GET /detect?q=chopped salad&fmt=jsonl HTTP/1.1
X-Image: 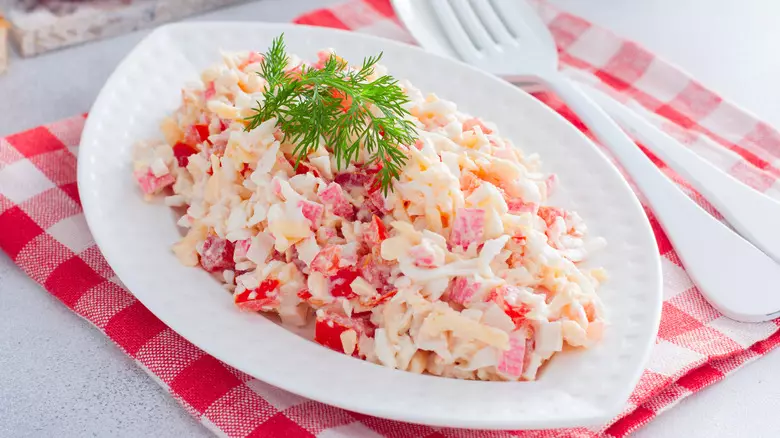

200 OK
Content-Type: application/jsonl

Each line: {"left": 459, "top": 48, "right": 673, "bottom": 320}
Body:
{"left": 132, "top": 48, "right": 607, "bottom": 381}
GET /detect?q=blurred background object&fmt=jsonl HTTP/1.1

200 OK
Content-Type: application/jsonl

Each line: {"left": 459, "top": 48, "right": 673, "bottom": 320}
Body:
{"left": 0, "top": 11, "right": 7, "bottom": 73}
{"left": 4, "top": 0, "right": 251, "bottom": 57}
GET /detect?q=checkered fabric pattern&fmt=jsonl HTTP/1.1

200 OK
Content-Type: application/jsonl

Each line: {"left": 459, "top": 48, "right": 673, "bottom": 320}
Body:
{"left": 2, "top": 0, "right": 780, "bottom": 436}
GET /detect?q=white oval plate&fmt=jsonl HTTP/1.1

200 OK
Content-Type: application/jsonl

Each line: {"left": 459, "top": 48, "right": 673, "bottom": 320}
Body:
{"left": 77, "top": 23, "right": 662, "bottom": 430}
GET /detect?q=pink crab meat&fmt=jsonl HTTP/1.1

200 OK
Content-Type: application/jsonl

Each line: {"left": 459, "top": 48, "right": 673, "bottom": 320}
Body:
{"left": 449, "top": 208, "right": 485, "bottom": 249}
{"left": 248, "top": 52, "right": 264, "bottom": 64}
{"left": 313, "top": 50, "right": 334, "bottom": 70}
{"left": 366, "top": 188, "right": 387, "bottom": 213}
{"left": 409, "top": 245, "right": 438, "bottom": 268}
{"left": 463, "top": 117, "right": 493, "bottom": 134}
{"left": 497, "top": 336, "right": 527, "bottom": 379}
{"left": 448, "top": 277, "right": 481, "bottom": 305}
{"left": 299, "top": 200, "right": 324, "bottom": 229}
{"left": 310, "top": 245, "right": 342, "bottom": 276}
{"left": 209, "top": 131, "right": 229, "bottom": 151}
{"left": 507, "top": 200, "right": 537, "bottom": 215}
{"left": 334, "top": 172, "right": 370, "bottom": 187}
{"left": 545, "top": 174, "right": 557, "bottom": 196}
{"left": 537, "top": 206, "right": 565, "bottom": 228}
{"left": 134, "top": 168, "right": 175, "bottom": 195}
{"left": 358, "top": 254, "right": 391, "bottom": 288}
{"left": 200, "top": 235, "right": 235, "bottom": 272}
{"left": 318, "top": 183, "right": 355, "bottom": 219}
{"left": 316, "top": 226, "right": 338, "bottom": 243}
{"left": 272, "top": 178, "right": 283, "bottom": 198}
{"left": 239, "top": 51, "right": 264, "bottom": 70}
{"left": 204, "top": 81, "right": 216, "bottom": 101}
{"left": 233, "top": 239, "right": 252, "bottom": 261}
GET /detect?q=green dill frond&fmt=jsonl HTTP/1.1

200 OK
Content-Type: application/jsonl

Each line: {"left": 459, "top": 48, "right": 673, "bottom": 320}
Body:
{"left": 245, "top": 35, "right": 417, "bottom": 193}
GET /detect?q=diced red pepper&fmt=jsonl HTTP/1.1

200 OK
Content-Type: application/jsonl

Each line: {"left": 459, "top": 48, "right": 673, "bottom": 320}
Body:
{"left": 184, "top": 124, "right": 210, "bottom": 145}
{"left": 200, "top": 235, "right": 235, "bottom": 272}
{"left": 361, "top": 163, "right": 382, "bottom": 175}
{"left": 504, "top": 304, "right": 530, "bottom": 326}
{"left": 329, "top": 268, "right": 360, "bottom": 299}
{"left": 361, "top": 289, "right": 397, "bottom": 308}
{"left": 286, "top": 158, "right": 321, "bottom": 177}
{"left": 297, "top": 289, "right": 313, "bottom": 301}
{"left": 310, "top": 245, "right": 342, "bottom": 276}
{"left": 486, "top": 285, "right": 531, "bottom": 327}
{"left": 234, "top": 279, "right": 280, "bottom": 311}
{"left": 239, "top": 163, "right": 253, "bottom": 178}
{"left": 314, "top": 310, "right": 373, "bottom": 355}
{"left": 363, "top": 215, "right": 388, "bottom": 246}
{"left": 314, "top": 316, "right": 352, "bottom": 352}
{"left": 173, "top": 142, "right": 198, "bottom": 167}
{"left": 297, "top": 162, "right": 321, "bottom": 177}
{"left": 194, "top": 124, "right": 210, "bottom": 143}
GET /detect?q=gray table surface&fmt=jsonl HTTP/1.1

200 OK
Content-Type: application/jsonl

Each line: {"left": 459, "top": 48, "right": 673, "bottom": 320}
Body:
{"left": 2, "top": 0, "right": 780, "bottom": 437}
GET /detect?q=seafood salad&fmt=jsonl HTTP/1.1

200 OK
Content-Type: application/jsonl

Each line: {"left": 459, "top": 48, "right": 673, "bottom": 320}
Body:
{"left": 132, "top": 45, "right": 607, "bottom": 381}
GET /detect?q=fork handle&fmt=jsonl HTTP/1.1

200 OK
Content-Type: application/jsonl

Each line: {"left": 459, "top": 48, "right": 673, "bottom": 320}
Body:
{"left": 579, "top": 84, "right": 780, "bottom": 264}
{"left": 532, "top": 73, "right": 780, "bottom": 322}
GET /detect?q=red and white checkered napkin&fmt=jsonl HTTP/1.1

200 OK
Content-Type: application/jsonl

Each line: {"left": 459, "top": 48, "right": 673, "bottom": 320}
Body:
{"left": 2, "top": 1, "right": 780, "bottom": 437}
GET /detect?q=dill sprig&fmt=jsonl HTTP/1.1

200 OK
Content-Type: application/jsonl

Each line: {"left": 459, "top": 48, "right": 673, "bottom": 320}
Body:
{"left": 245, "top": 34, "right": 417, "bottom": 194}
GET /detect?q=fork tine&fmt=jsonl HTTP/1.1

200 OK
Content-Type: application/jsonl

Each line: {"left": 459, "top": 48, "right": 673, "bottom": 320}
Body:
{"left": 486, "top": 0, "right": 533, "bottom": 41}
{"left": 431, "top": 0, "right": 481, "bottom": 62}
{"left": 449, "top": 0, "right": 498, "bottom": 51}
{"left": 468, "top": 0, "right": 516, "bottom": 46}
